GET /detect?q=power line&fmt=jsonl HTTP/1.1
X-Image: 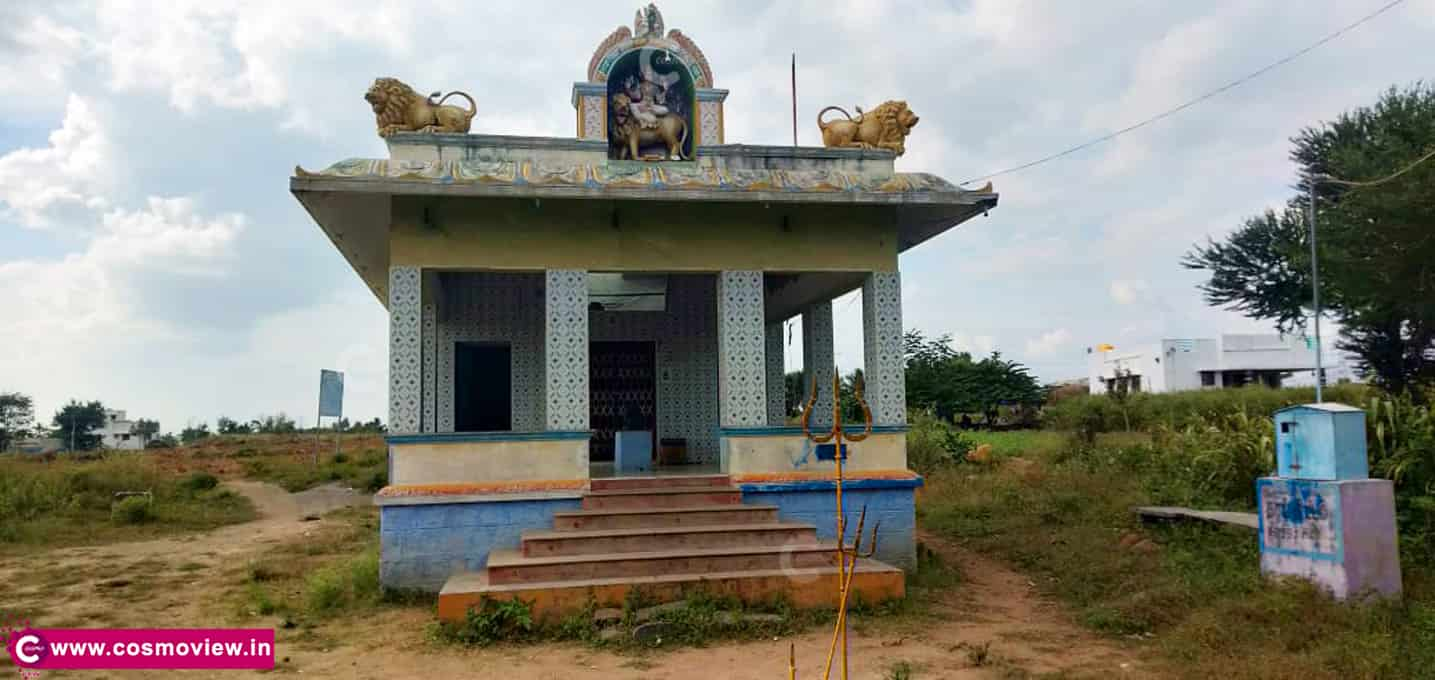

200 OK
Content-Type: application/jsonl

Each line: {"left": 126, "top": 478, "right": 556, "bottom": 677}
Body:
{"left": 1319, "top": 146, "right": 1435, "bottom": 187}
{"left": 958, "top": 0, "right": 1407, "bottom": 186}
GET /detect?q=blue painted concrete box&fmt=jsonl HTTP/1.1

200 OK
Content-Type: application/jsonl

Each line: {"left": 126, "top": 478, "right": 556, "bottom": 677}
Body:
{"left": 1257, "top": 477, "right": 1401, "bottom": 600}
{"left": 1274, "top": 403, "right": 1368, "bottom": 480}
{"left": 738, "top": 477, "right": 920, "bottom": 571}
{"left": 379, "top": 495, "right": 581, "bottom": 591}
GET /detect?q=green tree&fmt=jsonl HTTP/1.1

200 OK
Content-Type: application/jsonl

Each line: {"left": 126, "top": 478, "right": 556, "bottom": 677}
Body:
{"left": 1184, "top": 84, "right": 1435, "bottom": 394}
{"left": 903, "top": 330, "right": 1043, "bottom": 425}
{"left": 180, "top": 423, "right": 211, "bottom": 444}
{"left": 216, "top": 416, "right": 250, "bottom": 434}
{"left": 51, "top": 400, "right": 107, "bottom": 451}
{"left": 130, "top": 418, "right": 160, "bottom": 448}
{"left": 0, "top": 392, "right": 36, "bottom": 451}
{"left": 784, "top": 371, "right": 805, "bottom": 419}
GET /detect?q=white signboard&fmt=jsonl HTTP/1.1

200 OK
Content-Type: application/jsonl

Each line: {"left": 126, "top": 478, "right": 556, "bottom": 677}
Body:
{"left": 1258, "top": 478, "right": 1341, "bottom": 561}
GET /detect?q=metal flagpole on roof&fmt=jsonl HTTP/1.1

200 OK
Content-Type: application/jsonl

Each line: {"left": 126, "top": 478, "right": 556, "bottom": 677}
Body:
{"left": 791, "top": 53, "right": 798, "bottom": 147}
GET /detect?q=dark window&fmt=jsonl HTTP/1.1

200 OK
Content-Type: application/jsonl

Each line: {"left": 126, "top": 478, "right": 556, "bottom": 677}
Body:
{"left": 454, "top": 342, "right": 512, "bottom": 432}
{"left": 589, "top": 341, "right": 656, "bottom": 461}
{"left": 1201, "top": 372, "right": 1216, "bottom": 387}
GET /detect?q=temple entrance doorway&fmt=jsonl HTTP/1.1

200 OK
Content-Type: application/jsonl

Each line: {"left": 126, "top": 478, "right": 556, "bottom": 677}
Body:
{"left": 454, "top": 342, "right": 512, "bottom": 432}
{"left": 589, "top": 341, "right": 656, "bottom": 462}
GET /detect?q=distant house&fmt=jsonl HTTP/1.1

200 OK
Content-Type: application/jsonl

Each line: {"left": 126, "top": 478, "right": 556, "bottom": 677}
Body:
{"left": 97, "top": 409, "right": 147, "bottom": 450}
{"left": 1087, "top": 334, "right": 1321, "bottom": 395}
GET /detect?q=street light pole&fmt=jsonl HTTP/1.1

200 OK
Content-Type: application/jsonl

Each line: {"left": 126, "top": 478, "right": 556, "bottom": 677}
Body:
{"left": 1306, "top": 177, "right": 1325, "bottom": 402}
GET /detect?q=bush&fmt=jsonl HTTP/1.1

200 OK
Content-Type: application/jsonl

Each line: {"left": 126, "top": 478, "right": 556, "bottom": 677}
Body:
{"left": 439, "top": 597, "right": 535, "bottom": 646}
{"left": 181, "top": 472, "right": 219, "bottom": 493}
{"left": 303, "top": 549, "right": 381, "bottom": 615}
{"left": 1041, "top": 384, "right": 1372, "bottom": 435}
{"left": 111, "top": 495, "right": 154, "bottom": 524}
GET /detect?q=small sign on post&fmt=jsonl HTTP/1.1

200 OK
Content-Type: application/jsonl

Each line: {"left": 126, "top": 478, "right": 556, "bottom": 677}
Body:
{"left": 316, "top": 370, "right": 344, "bottom": 465}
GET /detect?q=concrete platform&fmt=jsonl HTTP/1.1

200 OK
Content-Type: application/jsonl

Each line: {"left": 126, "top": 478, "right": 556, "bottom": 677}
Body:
{"left": 552, "top": 504, "right": 779, "bottom": 531}
{"left": 589, "top": 473, "right": 732, "bottom": 492}
{"left": 521, "top": 522, "right": 816, "bottom": 557}
{"left": 438, "top": 560, "right": 905, "bottom": 623}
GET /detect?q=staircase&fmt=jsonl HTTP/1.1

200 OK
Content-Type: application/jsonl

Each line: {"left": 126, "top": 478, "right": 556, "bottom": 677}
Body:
{"left": 436, "top": 474, "right": 905, "bottom": 621}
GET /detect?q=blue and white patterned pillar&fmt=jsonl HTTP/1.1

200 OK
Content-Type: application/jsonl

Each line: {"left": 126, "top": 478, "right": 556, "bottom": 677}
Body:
{"left": 545, "top": 269, "right": 589, "bottom": 431}
{"left": 802, "top": 301, "right": 835, "bottom": 428}
{"left": 421, "top": 270, "right": 441, "bottom": 433}
{"left": 765, "top": 321, "right": 786, "bottom": 426}
{"left": 862, "top": 272, "right": 906, "bottom": 426}
{"left": 717, "top": 271, "right": 768, "bottom": 427}
{"left": 388, "top": 265, "right": 423, "bottom": 434}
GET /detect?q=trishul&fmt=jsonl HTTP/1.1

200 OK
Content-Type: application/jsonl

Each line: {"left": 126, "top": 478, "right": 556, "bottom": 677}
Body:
{"left": 796, "top": 370, "right": 879, "bottom": 680}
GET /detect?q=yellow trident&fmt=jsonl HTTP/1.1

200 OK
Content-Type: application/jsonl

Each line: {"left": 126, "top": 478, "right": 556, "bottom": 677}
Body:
{"left": 791, "top": 369, "right": 880, "bottom": 680}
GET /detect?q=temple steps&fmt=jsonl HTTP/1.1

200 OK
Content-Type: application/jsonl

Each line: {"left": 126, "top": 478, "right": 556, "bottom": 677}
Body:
{"left": 589, "top": 474, "right": 733, "bottom": 492}
{"left": 581, "top": 486, "right": 743, "bottom": 510}
{"left": 521, "top": 522, "right": 817, "bottom": 557}
{"left": 437, "top": 474, "right": 905, "bottom": 621}
{"left": 551, "top": 504, "right": 779, "bottom": 531}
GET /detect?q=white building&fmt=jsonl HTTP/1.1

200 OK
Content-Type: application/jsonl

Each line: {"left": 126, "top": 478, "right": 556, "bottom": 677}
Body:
{"left": 1087, "top": 334, "right": 1320, "bottom": 395}
{"left": 97, "top": 409, "right": 147, "bottom": 450}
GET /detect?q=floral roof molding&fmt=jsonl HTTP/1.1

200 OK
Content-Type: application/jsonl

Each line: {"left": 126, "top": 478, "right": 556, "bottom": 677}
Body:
{"left": 293, "top": 158, "right": 992, "bottom": 202}
{"left": 586, "top": 4, "right": 714, "bottom": 88}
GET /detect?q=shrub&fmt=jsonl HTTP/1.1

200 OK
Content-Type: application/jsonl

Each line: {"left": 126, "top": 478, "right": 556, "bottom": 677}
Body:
{"left": 181, "top": 472, "right": 219, "bottom": 493}
{"left": 111, "top": 495, "right": 154, "bottom": 524}
{"left": 440, "top": 597, "right": 535, "bottom": 646}
{"left": 305, "top": 568, "right": 346, "bottom": 613}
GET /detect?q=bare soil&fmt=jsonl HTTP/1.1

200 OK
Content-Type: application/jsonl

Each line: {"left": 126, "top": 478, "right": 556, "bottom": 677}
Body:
{"left": 1, "top": 482, "right": 1161, "bottom": 679}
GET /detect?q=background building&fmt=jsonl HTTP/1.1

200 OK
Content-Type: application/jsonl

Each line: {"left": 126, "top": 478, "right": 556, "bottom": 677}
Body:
{"left": 97, "top": 409, "right": 144, "bottom": 450}
{"left": 1087, "top": 334, "right": 1321, "bottom": 395}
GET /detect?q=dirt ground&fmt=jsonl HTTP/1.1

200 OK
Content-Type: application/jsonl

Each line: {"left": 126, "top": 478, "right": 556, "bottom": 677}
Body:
{"left": 1, "top": 482, "right": 1160, "bottom": 679}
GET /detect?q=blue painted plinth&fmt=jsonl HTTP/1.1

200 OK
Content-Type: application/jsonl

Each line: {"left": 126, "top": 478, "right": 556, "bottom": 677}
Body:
{"left": 738, "top": 478, "right": 920, "bottom": 571}
{"left": 615, "top": 430, "right": 653, "bottom": 474}
{"left": 379, "top": 496, "right": 581, "bottom": 591}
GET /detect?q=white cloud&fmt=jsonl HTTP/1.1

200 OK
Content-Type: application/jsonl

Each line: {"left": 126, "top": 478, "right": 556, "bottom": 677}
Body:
{"left": 1110, "top": 279, "right": 1149, "bottom": 305}
{"left": 0, "top": 94, "right": 113, "bottom": 229}
{"left": 1025, "top": 328, "right": 1072, "bottom": 357}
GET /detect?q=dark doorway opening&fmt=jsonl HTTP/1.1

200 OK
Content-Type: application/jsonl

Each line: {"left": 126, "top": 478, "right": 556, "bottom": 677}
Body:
{"left": 455, "top": 342, "right": 512, "bottom": 432}
{"left": 589, "top": 341, "right": 656, "bottom": 461}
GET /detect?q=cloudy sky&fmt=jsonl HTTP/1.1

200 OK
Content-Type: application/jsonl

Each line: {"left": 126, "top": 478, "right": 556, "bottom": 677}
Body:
{"left": 2, "top": 0, "right": 1432, "bottom": 432}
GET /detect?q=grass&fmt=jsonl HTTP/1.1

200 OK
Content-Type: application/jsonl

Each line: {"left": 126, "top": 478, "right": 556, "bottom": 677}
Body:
{"left": 917, "top": 428, "right": 1435, "bottom": 680}
{"left": 238, "top": 445, "right": 387, "bottom": 493}
{"left": 0, "top": 452, "right": 256, "bottom": 550}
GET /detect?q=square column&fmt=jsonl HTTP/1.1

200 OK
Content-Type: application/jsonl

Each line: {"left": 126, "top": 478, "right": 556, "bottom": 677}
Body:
{"left": 802, "top": 301, "right": 835, "bottom": 427}
{"left": 717, "top": 271, "right": 768, "bottom": 427}
{"left": 421, "top": 271, "right": 441, "bottom": 433}
{"left": 545, "top": 269, "right": 590, "bottom": 430}
{"left": 765, "top": 321, "right": 786, "bottom": 426}
{"left": 388, "top": 265, "right": 423, "bottom": 434}
{"left": 862, "top": 272, "right": 906, "bottom": 426}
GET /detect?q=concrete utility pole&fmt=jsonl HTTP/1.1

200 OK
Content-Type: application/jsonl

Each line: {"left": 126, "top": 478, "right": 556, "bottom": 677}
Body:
{"left": 1307, "top": 176, "right": 1325, "bottom": 403}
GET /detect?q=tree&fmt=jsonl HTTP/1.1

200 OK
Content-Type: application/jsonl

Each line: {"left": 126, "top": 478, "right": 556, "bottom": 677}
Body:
{"left": 180, "top": 423, "right": 211, "bottom": 444}
{"left": 130, "top": 418, "right": 160, "bottom": 448}
{"left": 903, "top": 330, "right": 1043, "bottom": 425}
{"left": 51, "top": 400, "right": 107, "bottom": 451}
{"left": 1184, "top": 84, "right": 1435, "bottom": 394}
{"left": 216, "top": 416, "right": 251, "bottom": 435}
{"left": 0, "top": 392, "right": 36, "bottom": 452}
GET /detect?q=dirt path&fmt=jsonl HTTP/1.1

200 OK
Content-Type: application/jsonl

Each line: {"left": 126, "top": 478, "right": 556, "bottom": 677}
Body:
{"left": 2, "top": 485, "right": 1160, "bottom": 679}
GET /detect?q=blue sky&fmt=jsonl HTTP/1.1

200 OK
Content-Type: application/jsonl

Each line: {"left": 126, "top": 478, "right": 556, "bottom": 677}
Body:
{"left": 2, "top": 0, "right": 1432, "bottom": 432}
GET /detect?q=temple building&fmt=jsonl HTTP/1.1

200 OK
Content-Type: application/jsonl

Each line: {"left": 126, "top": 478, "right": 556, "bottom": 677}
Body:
{"left": 291, "top": 4, "right": 997, "bottom": 620}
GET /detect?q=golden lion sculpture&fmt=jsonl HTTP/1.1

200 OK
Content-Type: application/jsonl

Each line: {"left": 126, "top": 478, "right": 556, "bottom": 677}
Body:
{"left": 364, "top": 77, "right": 477, "bottom": 138}
{"left": 817, "top": 101, "right": 920, "bottom": 156}
{"left": 609, "top": 92, "right": 689, "bottom": 161}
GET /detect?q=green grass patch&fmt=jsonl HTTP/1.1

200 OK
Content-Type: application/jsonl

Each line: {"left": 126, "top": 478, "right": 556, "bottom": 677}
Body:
{"left": 0, "top": 453, "right": 255, "bottom": 549}
{"left": 239, "top": 447, "right": 387, "bottom": 493}
{"left": 917, "top": 424, "right": 1434, "bottom": 680}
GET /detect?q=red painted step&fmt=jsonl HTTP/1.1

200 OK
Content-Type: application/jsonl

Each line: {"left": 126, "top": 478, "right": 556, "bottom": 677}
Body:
{"left": 484, "top": 543, "right": 839, "bottom": 585}
{"left": 521, "top": 522, "right": 817, "bottom": 557}
{"left": 589, "top": 474, "right": 731, "bottom": 492}
{"left": 551, "top": 504, "right": 778, "bottom": 531}
{"left": 581, "top": 487, "right": 742, "bottom": 510}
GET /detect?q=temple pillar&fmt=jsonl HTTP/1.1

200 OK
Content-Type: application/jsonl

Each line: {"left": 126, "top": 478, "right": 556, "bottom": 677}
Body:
{"left": 802, "top": 301, "right": 835, "bottom": 427}
{"left": 421, "top": 270, "right": 441, "bottom": 433}
{"left": 717, "top": 271, "right": 767, "bottom": 427}
{"left": 862, "top": 272, "right": 906, "bottom": 426}
{"left": 388, "top": 265, "right": 423, "bottom": 434}
{"left": 765, "top": 321, "right": 786, "bottom": 426}
{"left": 544, "top": 269, "right": 590, "bottom": 431}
